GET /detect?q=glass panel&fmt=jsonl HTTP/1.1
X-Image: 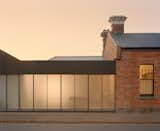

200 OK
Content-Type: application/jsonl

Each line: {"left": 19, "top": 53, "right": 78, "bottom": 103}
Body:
{"left": 48, "top": 75, "right": 61, "bottom": 110}
{"left": 0, "top": 75, "right": 6, "bottom": 111}
{"left": 102, "top": 75, "right": 115, "bottom": 111}
{"left": 140, "top": 80, "right": 153, "bottom": 95}
{"left": 34, "top": 75, "right": 47, "bottom": 110}
{"left": 7, "top": 75, "right": 19, "bottom": 111}
{"left": 20, "top": 75, "right": 33, "bottom": 110}
{"left": 140, "top": 65, "right": 153, "bottom": 79}
{"left": 89, "top": 75, "right": 102, "bottom": 111}
{"left": 75, "top": 75, "right": 88, "bottom": 111}
{"left": 62, "top": 75, "right": 74, "bottom": 110}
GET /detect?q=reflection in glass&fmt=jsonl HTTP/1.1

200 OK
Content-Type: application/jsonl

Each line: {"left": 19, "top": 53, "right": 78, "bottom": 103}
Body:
{"left": 75, "top": 75, "right": 88, "bottom": 111}
{"left": 140, "top": 80, "right": 153, "bottom": 95}
{"left": 102, "top": 75, "right": 115, "bottom": 111}
{"left": 62, "top": 75, "right": 74, "bottom": 110}
{"left": 89, "top": 75, "right": 102, "bottom": 111}
{"left": 34, "top": 75, "right": 47, "bottom": 110}
{"left": 48, "top": 75, "right": 61, "bottom": 110}
{"left": 7, "top": 75, "right": 19, "bottom": 111}
{"left": 140, "top": 65, "right": 153, "bottom": 79}
{"left": 20, "top": 75, "right": 33, "bottom": 110}
{"left": 0, "top": 75, "right": 6, "bottom": 111}
{"left": 140, "top": 65, "right": 153, "bottom": 95}
{"left": 0, "top": 74, "right": 116, "bottom": 112}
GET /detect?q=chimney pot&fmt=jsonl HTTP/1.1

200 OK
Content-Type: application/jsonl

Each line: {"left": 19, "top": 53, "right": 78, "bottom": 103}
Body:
{"left": 109, "top": 16, "right": 127, "bottom": 33}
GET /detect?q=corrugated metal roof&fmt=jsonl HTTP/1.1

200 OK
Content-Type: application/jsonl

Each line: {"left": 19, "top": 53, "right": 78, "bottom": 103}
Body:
{"left": 111, "top": 33, "right": 160, "bottom": 48}
{"left": 50, "top": 56, "right": 105, "bottom": 61}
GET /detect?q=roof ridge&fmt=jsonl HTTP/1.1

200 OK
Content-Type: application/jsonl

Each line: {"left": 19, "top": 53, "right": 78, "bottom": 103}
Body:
{"left": 124, "top": 33, "right": 160, "bottom": 34}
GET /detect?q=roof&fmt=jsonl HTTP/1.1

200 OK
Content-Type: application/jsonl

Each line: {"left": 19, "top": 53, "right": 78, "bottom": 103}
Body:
{"left": 50, "top": 56, "right": 104, "bottom": 61}
{"left": 111, "top": 33, "right": 160, "bottom": 48}
{"left": 0, "top": 49, "right": 19, "bottom": 62}
{"left": 15, "top": 61, "right": 115, "bottom": 74}
{"left": 0, "top": 50, "right": 115, "bottom": 74}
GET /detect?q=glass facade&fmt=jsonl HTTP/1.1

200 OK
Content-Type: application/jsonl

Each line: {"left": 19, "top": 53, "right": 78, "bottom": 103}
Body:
{"left": 0, "top": 74, "right": 115, "bottom": 111}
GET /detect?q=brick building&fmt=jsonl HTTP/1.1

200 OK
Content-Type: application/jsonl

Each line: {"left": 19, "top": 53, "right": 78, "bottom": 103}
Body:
{"left": 0, "top": 16, "right": 160, "bottom": 114}
{"left": 102, "top": 16, "right": 160, "bottom": 111}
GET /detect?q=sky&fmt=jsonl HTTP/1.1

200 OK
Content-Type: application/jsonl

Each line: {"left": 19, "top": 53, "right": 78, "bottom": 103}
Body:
{"left": 0, "top": 0, "right": 160, "bottom": 60}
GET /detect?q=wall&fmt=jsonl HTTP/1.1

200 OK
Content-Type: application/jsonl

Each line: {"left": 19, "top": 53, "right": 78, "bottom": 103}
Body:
{"left": 103, "top": 33, "right": 119, "bottom": 60}
{"left": 116, "top": 49, "right": 160, "bottom": 111}
{"left": 0, "top": 74, "right": 115, "bottom": 111}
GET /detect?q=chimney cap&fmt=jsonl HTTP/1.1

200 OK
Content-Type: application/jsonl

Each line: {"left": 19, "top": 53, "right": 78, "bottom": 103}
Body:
{"left": 109, "top": 16, "right": 127, "bottom": 24}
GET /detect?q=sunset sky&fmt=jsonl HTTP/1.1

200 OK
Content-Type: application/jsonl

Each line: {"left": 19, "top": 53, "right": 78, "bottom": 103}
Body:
{"left": 0, "top": 0, "right": 160, "bottom": 60}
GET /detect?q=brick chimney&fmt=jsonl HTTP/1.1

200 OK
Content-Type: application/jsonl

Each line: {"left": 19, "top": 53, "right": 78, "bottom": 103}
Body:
{"left": 109, "top": 16, "right": 127, "bottom": 34}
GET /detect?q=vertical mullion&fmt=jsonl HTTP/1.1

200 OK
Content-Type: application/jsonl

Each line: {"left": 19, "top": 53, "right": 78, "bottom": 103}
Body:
{"left": 46, "top": 75, "right": 48, "bottom": 111}
{"left": 33, "top": 74, "right": 35, "bottom": 111}
{"left": 18, "top": 74, "right": 20, "bottom": 111}
{"left": 60, "top": 74, "right": 62, "bottom": 111}
{"left": 5, "top": 75, "right": 7, "bottom": 112}
{"left": 101, "top": 75, "right": 103, "bottom": 111}
{"left": 6, "top": 75, "right": 8, "bottom": 111}
{"left": 74, "top": 74, "right": 75, "bottom": 111}
{"left": 88, "top": 74, "right": 89, "bottom": 111}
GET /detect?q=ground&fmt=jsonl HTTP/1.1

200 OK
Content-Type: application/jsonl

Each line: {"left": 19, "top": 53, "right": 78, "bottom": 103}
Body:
{"left": 1, "top": 112, "right": 160, "bottom": 131}
{"left": 0, "top": 123, "right": 160, "bottom": 131}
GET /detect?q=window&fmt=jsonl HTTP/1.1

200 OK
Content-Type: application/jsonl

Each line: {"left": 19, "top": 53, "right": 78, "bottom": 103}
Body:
{"left": 139, "top": 65, "right": 154, "bottom": 96}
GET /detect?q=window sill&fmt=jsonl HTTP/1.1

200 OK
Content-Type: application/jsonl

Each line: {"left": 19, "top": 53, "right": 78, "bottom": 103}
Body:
{"left": 139, "top": 95, "right": 156, "bottom": 100}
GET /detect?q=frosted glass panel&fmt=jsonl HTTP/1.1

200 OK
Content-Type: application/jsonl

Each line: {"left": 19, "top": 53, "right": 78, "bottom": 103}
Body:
{"left": 7, "top": 75, "right": 19, "bottom": 110}
{"left": 34, "top": 75, "right": 47, "bottom": 110}
{"left": 89, "top": 75, "right": 102, "bottom": 111}
{"left": 62, "top": 75, "right": 74, "bottom": 110}
{"left": 102, "top": 75, "right": 115, "bottom": 111}
{"left": 75, "top": 75, "right": 88, "bottom": 111}
{"left": 0, "top": 75, "right": 6, "bottom": 111}
{"left": 20, "top": 75, "right": 33, "bottom": 110}
{"left": 48, "top": 75, "right": 61, "bottom": 110}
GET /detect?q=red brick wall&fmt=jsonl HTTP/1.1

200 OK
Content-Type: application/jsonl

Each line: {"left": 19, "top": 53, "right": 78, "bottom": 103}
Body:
{"left": 116, "top": 49, "right": 160, "bottom": 111}
{"left": 103, "top": 33, "right": 119, "bottom": 60}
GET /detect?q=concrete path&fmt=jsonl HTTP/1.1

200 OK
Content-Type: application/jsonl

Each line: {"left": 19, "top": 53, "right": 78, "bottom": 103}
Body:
{"left": 0, "top": 123, "right": 160, "bottom": 131}
{"left": 1, "top": 112, "right": 160, "bottom": 124}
